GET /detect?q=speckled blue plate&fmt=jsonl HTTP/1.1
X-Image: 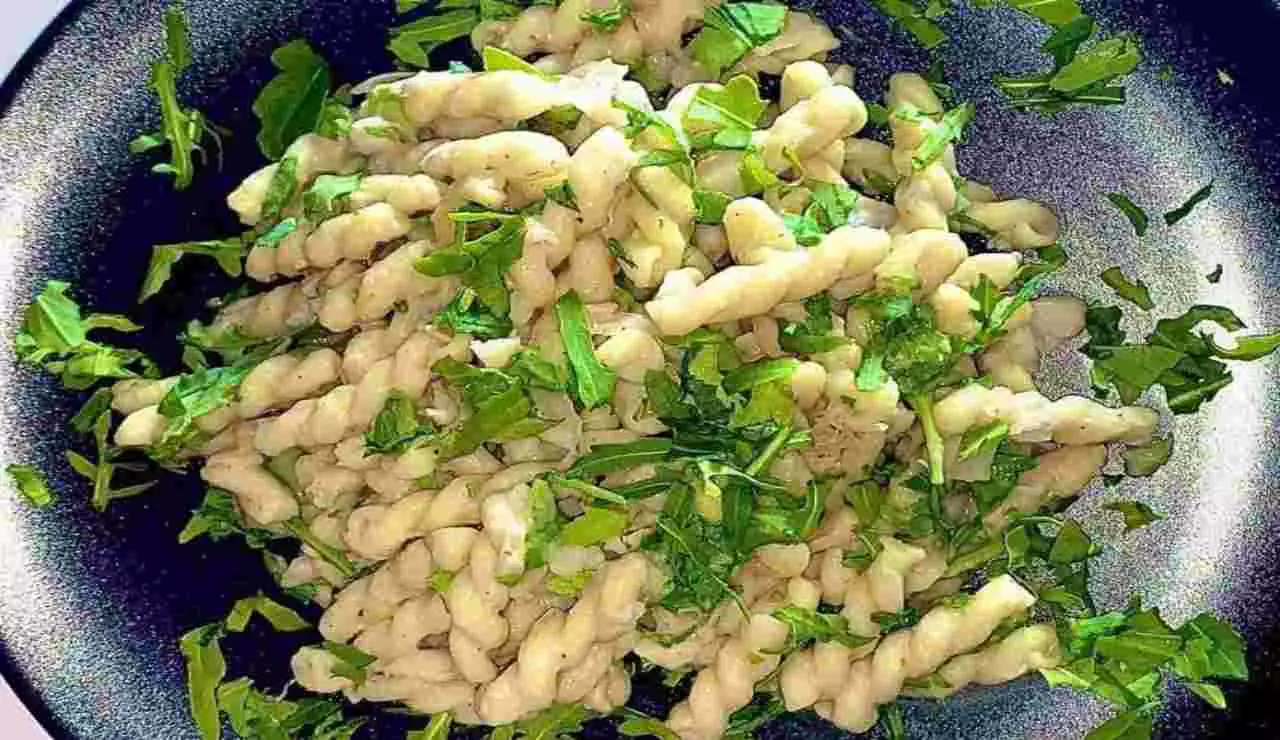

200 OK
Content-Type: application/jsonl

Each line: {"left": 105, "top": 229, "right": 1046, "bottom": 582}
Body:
{"left": 1, "top": 1, "right": 1278, "bottom": 738}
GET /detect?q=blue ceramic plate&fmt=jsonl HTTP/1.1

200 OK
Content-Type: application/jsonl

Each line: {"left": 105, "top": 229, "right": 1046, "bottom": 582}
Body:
{"left": 1, "top": 1, "right": 1278, "bottom": 738}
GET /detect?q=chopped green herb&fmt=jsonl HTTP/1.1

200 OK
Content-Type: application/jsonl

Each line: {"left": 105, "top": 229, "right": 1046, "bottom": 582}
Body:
{"left": 253, "top": 40, "right": 333, "bottom": 160}
{"left": 772, "top": 606, "right": 875, "bottom": 649}
{"left": 178, "top": 624, "right": 226, "bottom": 740}
{"left": 139, "top": 238, "right": 245, "bottom": 303}
{"left": 365, "top": 392, "right": 433, "bottom": 455}
{"left": 132, "top": 7, "right": 222, "bottom": 190}
{"left": 1163, "top": 181, "right": 1213, "bottom": 226}
{"left": 67, "top": 412, "right": 156, "bottom": 511}
{"left": 1104, "top": 500, "right": 1164, "bottom": 532}
{"left": 407, "top": 712, "right": 454, "bottom": 740}
{"left": 482, "top": 46, "right": 555, "bottom": 80}
{"left": 1100, "top": 267, "right": 1154, "bottom": 310}
{"left": 1122, "top": 438, "right": 1173, "bottom": 477}
{"left": 1008, "top": 0, "right": 1083, "bottom": 26}
{"left": 687, "top": 3, "right": 788, "bottom": 78}
{"left": 545, "top": 181, "right": 578, "bottom": 210}
{"left": 894, "top": 101, "right": 975, "bottom": 171}
{"left": 1105, "top": 192, "right": 1149, "bottom": 237}
{"left": 559, "top": 506, "right": 629, "bottom": 547}
{"left": 388, "top": 10, "right": 484, "bottom": 68}
{"left": 581, "top": 1, "right": 630, "bottom": 32}
{"left": 554, "top": 290, "right": 617, "bottom": 409}
{"left": 416, "top": 210, "right": 525, "bottom": 316}
{"left": 321, "top": 641, "right": 377, "bottom": 684}
{"left": 304, "top": 173, "right": 363, "bottom": 221}
{"left": 225, "top": 592, "right": 311, "bottom": 633}
{"left": 566, "top": 438, "right": 674, "bottom": 479}
{"left": 1051, "top": 35, "right": 1142, "bottom": 93}
{"left": 7, "top": 464, "right": 52, "bottom": 508}
{"left": 434, "top": 288, "right": 515, "bottom": 340}
{"left": 870, "top": 0, "right": 947, "bottom": 50}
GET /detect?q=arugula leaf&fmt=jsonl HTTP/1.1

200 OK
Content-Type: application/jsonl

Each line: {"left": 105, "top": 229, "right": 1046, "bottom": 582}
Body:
{"left": 67, "top": 412, "right": 156, "bottom": 511}
{"left": 1105, "top": 192, "right": 1149, "bottom": 236}
{"left": 724, "top": 694, "right": 786, "bottom": 740}
{"left": 320, "top": 641, "right": 377, "bottom": 684}
{"left": 523, "top": 478, "right": 561, "bottom": 570}
{"left": 1085, "top": 709, "right": 1154, "bottom": 740}
{"left": 433, "top": 377, "right": 545, "bottom": 459}
{"left": 559, "top": 506, "right": 629, "bottom": 547}
{"left": 722, "top": 358, "right": 799, "bottom": 394}
{"left": 70, "top": 388, "right": 114, "bottom": 434}
{"left": 218, "top": 678, "right": 364, "bottom": 739}
{"left": 877, "top": 703, "right": 909, "bottom": 740}
{"left": 1100, "top": 267, "right": 1154, "bottom": 310}
{"left": 618, "top": 710, "right": 682, "bottom": 740}
{"left": 508, "top": 703, "right": 591, "bottom": 740}
{"left": 685, "top": 75, "right": 767, "bottom": 133}
{"left": 738, "top": 149, "right": 779, "bottom": 194}
{"left": 958, "top": 421, "right": 1009, "bottom": 461}
{"left": 1008, "top": 0, "right": 1083, "bottom": 26}
{"left": 483, "top": 46, "right": 555, "bottom": 79}
{"left": 693, "top": 190, "right": 734, "bottom": 225}
{"left": 566, "top": 439, "right": 673, "bottom": 479}
{"left": 772, "top": 606, "right": 875, "bottom": 649}
{"left": 871, "top": 0, "right": 947, "bottom": 49}
{"left": 416, "top": 211, "right": 525, "bottom": 316}
{"left": 434, "top": 287, "right": 515, "bottom": 340}
{"left": 254, "top": 40, "right": 333, "bottom": 160}
{"left": 1104, "top": 500, "right": 1164, "bottom": 532}
{"left": 1163, "top": 181, "right": 1214, "bottom": 226}
{"left": 1042, "top": 14, "right": 1096, "bottom": 67}
{"left": 260, "top": 155, "right": 301, "bottom": 224}
{"left": 303, "top": 173, "right": 363, "bottom": 221}
{"left": 779, "top": 292, "right": 848, "bottom": 353}
{"left": 153, "top": 366, "right": 250, "bottom": 459}
{"left": 1122, "top": 438, "right": 1173, "bottom": 477}
{"left": 508, "top": 347, "right": 568, "bottom": 391}
{"left": 388, "top": 10, "right": 483, "bottom": 67}
{"left": 1208, "top": 331, "right": 1280, "bottom": 361}
{"left": 1051, "top": 35, "right": 1141, "bottom": 93}
{"left": 544, "top": 182, "right": 578, "bottom": 211}
{"left": 15, "top": 281, "right": 153, "bottom": 389}
{"left": 225, "top": 592, "right": 311, "bottom": 633}
{"left": 895, "top": 101, "right": 975, "bottom": 171}
{"left": 407, "top": 712, "right": 453, "bottom": 740}
{"left": 687, "top": 3, "right": 788, "bottom": 78}
{"left": 581, "top": 1, "right": 630, "bottom": 32}
{"left": 178, "top": 624, "right": 226, "bottom": 740}
{"left": 140, "top": 238, "right": 245, "bottom": 302}
{"left": 7, "top": 464, "right": 52, "bottom": 508}
{"left": 365, "top": 392, "right": 433, "bottom": 455}
{"left": 132, "top": 7, "right": 221, "bottom": 191}
{"left": 179, "top": 488, "right": 281, "bottom": 546}
{"left": 554, "top": 291, "right": 617, "bottom": 409}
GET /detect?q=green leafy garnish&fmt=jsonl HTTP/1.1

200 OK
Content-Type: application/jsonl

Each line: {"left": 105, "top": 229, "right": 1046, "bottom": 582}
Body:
{"left": 566, "top": 439, "right": 674, "bottom": 479}
{"left": 1051, "top": 35, "right": 1142, "bottom": 93}
{"left": 179, "top": 488, "right": 281, "bottom": 547}
{"left": 1105, "top": 192, "right": 1149, "bottom": 236}
{"left": 483, "top": 46, "right": 555, "bottom": 80}
{"left": 131, "top": 7, "right": 222, "bottom": 190}
{"left": 581, "top": 1, "right": 630, "bottom": 32}
{"left": 1008, "top": 0, "right": 1083, "bottom": 26}
{"left": 1122, "top": 438, "right": 1173, "bottom": 477}
{"left": 893, "top": 101, "right": 975, "bottom": 171}
{"left": 303, "top": 173, "right": 363, "bottom": 221}
{"left": 152, "top": 365, "right": 251, "bottom": 459}
{"left": 416, "top": 210, "right": 525, "bottom": 316}
{"left": 1163, "top": 181, "right": 1213, "bottom": 226}
{"left": 687, "top": 3, "right": 788, "bottom": 79}
{"left": 559, "top": 506, "right": 629, "bottom": 547}
{"left": 432, "top": 358, "right": 550, "bottom": 458}
{"left": 140, "top": 238, "right": 245, "bottom": 302}
{"left": 434, "top": 287, "right": 515, "bottom": 340}
{"left": 15, "top": 281, "right": 155, "bottom": 390}
{"left": 408, "top": 712, "right": 453, "bottom": 740}
{"left": 1100, "top": 267, "right": 1154, "bottom": 310}
{"left": 253, "top": 40, "right": 333, "bottom": 160}
{"left": 217, "top": 678, "right": 366, "bottom": 739}
{"left": 772, "top": 606, "right": 875, "bottom": 649}
{"left": 178, "top": 624, "right": 227, "bottom": 740}
{"left": 1104, "top": 500, "right": 1164, "bottom": 532}
{"left": 693, "top": 190, "right": 734, "bottom": 225}
{"left": 554, "top": 291, "right": 617, "bottom": 409}
{"left": 388, "top": 10, "right": 485, "bottom": 68}
{"left": 870, "top": 0, "right": 947, "bottom": 49}
{"left": 365, "top": 392, "right": 433, "bottom": 455}
{"left": 67, "top": 412, "right": 156, "bottom": 511}
{"left": 225, "top": 592, "right": 311, "bottom": 633}
{"left": 7, "top": 464, "right": 53, "bottom": 508}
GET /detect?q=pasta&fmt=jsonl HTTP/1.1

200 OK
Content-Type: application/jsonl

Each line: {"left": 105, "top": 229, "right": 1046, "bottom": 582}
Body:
{"left": 20, "top": 4, "right": 1259, "bottom": 740}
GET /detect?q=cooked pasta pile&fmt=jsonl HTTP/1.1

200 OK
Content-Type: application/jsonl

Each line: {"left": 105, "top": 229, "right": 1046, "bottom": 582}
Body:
{"left": 11, "top": 3, "right": 1268, "bottom": 740}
